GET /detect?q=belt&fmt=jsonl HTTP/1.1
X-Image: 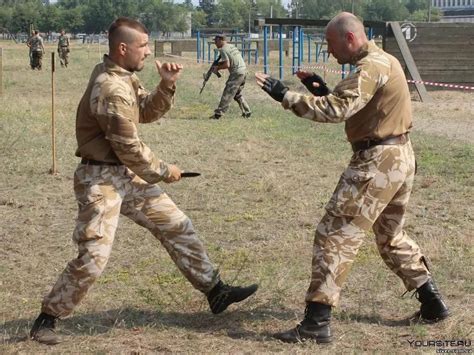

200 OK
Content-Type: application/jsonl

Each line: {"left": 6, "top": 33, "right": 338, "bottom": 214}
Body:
{"left": 351, "top": 133, "right": 409, "bottom": 153}
{"left": 80, "top": 158, "right": 123, "bottom": 166}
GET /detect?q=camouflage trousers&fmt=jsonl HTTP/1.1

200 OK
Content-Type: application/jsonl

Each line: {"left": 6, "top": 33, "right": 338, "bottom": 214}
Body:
{"left": 214, "top": 73, "right": 251, "bottom": 117}
{"left": 31, "top": 51, "right": 43, "bottom": 70}
{"left": 58, "top": 47, "right": 69, "bottom": 67}
{"left": 41, "top": 164, "right": 219, "bottom": 318}
{"left": 306, "top": 141, "right": 430, "bottom": 306}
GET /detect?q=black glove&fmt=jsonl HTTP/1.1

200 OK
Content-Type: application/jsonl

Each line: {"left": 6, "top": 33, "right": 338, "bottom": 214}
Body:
{"left": 261, "top": 77, "right": 289, "bottom": 102}
{"left": 301, "top": 73, "right": 331, "bottom": 96}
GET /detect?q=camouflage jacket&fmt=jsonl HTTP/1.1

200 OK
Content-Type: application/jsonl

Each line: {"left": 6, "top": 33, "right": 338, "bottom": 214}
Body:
{"left": 75, "top": 55, "right": 176, "bottom": 183}
{"left": 282, "top": 40, "right": 412, "bottom": 143}
{"left": 28, "top": 35, "right": 44, "bottom": 52}
{"left": 57, "top": 34, "right": 69, "bottom": 48}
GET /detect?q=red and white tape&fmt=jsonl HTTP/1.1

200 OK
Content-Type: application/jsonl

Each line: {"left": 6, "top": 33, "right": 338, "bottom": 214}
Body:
{"left": 165, "top": 54, "right": 474, "bottom": 92}
{"left": 406, "top": 80, "right": 474, "bottom": 91}
{"left": 302, "top": 65, "right": 474, "bottom": 90}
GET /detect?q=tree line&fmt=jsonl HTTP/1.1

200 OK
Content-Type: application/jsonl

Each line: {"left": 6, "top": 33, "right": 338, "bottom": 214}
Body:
{"left": 0, "top": 0, "right": 440, "bottom": 36}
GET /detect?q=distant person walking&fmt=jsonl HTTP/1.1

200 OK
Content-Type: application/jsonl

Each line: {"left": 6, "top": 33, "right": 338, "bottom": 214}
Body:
{"left": 209, "top": 35, "right": 251, "bottom": 120}
{"left": 57, "top": 29, "right": 70, "bottom": 68}
{"left": 27, "top": 30, "right": 45, "bottom": 70}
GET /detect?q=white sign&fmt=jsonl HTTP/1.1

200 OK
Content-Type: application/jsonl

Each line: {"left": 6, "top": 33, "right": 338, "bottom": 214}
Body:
{"left": 400, "top": 22, "right": 417, "bottom": 42}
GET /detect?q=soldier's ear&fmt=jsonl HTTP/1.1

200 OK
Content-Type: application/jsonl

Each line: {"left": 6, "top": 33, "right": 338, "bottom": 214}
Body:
{"left": 118, "top": 42, "right": 128, "bottom": 55}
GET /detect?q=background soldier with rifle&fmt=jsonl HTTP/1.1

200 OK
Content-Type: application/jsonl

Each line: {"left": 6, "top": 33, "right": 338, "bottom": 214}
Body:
{"left": 200, "top": 55, "right": 221, "bottom": 94}
{"left": 209, "top": 34, "right": 251, "bottom": 120}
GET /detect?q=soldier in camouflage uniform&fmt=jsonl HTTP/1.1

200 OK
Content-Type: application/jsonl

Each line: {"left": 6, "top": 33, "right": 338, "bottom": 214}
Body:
{"left": 30, "top": 17, "right": 258, "bottom": 345}
{"left": 27, "top": 30, "right": 45, "bottom": 70}
{"left": 256, "top": 12, "right": 449, "bottom": 343}
{"left": 57, "top": 29, "right": 70, "bottom": 68}
{"left": 209, "top": 35, "right": 251, "bottom": 119}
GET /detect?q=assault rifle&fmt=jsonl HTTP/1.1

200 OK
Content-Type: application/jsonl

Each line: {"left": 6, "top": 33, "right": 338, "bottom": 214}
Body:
{"left": 199, "top": 56, "right": 221, "bottom": 94}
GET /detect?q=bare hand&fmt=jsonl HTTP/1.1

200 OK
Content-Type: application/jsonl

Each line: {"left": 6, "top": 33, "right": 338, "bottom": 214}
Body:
{"left": 163, "top": 164, "right": 182, "bottom": 183}
{"left": 156, "top": 60, "right": 183, "bottom": 86}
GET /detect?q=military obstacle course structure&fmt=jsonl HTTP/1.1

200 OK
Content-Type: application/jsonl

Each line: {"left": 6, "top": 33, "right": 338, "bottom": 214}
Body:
{"left": 153, "top": 19, "right": 474, "bottom": 99}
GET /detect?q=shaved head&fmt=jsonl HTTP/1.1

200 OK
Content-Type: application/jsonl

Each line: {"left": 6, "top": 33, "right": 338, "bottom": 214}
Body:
{"left": 108, "top": 17, "right": 148, "bottom": 52}
{"left": 325, "top": 12, "right": 369, "bottom": 65}
{"left": 327, "top": 12, "right": 366, "bottom": 39}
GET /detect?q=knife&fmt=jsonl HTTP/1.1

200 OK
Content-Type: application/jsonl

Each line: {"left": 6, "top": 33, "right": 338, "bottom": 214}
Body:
{"left": 181, "top": 172, "right": 201, "bottom": 178}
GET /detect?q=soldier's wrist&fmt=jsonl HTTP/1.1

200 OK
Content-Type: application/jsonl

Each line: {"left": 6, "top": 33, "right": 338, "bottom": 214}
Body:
{"left": 158, "top": 80, "right": 176, "bottom": 95}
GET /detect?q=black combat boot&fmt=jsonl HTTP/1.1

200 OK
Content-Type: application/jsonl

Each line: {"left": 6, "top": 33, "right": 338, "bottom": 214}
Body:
{"left": 273, "top": 302, "right": 332, "bottom": 343}
{"left": 415, "top": 279, "right": 450, "bottom": 322}
{"left": 30, "top": 312, "right": 62, "bottom": 345}
{"left": 207, "top": 280, "right": 258, "bottom": 314}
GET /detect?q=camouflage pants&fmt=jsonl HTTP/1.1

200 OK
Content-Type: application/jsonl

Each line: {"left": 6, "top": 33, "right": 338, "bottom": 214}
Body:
{"left": 41, "top": 164, "right": 219, "bottom": 318}
{"left": 58, "top": 47, "right": 69, "bottom": 67}
{"left": 214, "top": 73, "right": 251, "bottom": 117}
{"left": 31, "top": 51, "right": 43, "bottom": 70}
{"left": 306, "top": 141, "right": 430, "bottom": 306}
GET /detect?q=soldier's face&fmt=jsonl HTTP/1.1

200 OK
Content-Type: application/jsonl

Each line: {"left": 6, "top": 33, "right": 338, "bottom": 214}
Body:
{"left": 214, "top": 38, "right": 223, "bottom": 48}
{"left": 124, "top": 31, "right": 151, "bottom": 72}
{"left": 326, "top": 28, "right": 350, "bottom": 65}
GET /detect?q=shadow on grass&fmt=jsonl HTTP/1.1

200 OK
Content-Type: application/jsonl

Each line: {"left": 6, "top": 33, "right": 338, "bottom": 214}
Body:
{"left": 1, "top": 305, "right": 295, "bottom": 344}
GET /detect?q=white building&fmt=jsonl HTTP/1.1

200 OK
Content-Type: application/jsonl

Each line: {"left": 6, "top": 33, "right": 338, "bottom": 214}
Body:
{"left": 431, "top": 0, "right": 474, "bottom": 22}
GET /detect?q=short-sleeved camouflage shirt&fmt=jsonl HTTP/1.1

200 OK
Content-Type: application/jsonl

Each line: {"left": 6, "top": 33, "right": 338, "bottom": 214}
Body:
{"left": 28, "top": 35, "right": 44, "bottom": 52}
{"left": 58, "top": 34, "right": 69, "bottom": 48}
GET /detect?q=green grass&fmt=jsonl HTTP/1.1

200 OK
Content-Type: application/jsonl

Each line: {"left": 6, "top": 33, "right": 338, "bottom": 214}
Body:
{"left": 0, "top": 40, "right": 472, "bottom": 353}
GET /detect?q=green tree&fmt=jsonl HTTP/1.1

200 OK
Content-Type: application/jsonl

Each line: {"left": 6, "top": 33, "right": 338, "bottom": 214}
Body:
{"left": 191, "top": 9, "right": 207, "bottom": 32}
{"left": 405, "top": 0, "right": 428, "bottom": 14}
{"left": 255, "top": 0, "right": 287, "bottom": 18}
{"left": 82, "top": 0, "right": 139, "bottom": 33}
{"left": 198, "top": 0, "right": 217, "bottom": 26}
{"left": 39, "top": 4, "right": 61, "bottom": 32}
{"left": 214, "top": 0, "right": 247, "bottom": 28}
{"left": 11, "top": 1, "right": 43, "bottom": 32}
{"left": 59, "top": 6, "right": 84, "bottom": 32}
{"left": 408, "top": 8, "right": 441, "bottom": 21}
{"left": 363, "top": 0, "right": 409, "bottom": 21}
{"left": 0, "top": 7, "right": 13, "bottom": 29}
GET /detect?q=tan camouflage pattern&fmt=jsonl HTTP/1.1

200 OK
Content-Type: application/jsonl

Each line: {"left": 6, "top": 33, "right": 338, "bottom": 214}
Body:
{"left": 31, "top": 51, "right": 43, "bottom": 70}
{"left": 28, "top": 35, "right": 44, "bottom": 70}
{"left": 57, "top": 34, "right": 70, "bottom": 67}
{"left": 282, "top": 41, "right": 412, "bottom": 143}
{"left": 75, "top": 55, "right": 175, "bottom": 184}
{"left": 214, "top": 73, "right": 251, "bottom": 117}
{"left": 41, "top": 164, "right": 219, "bottom": 317}
{"left": 305, "top": 141, "right": 430, "bottom": 306}
{"left": 28, "top": 35, "right": 44, "bottom": 52}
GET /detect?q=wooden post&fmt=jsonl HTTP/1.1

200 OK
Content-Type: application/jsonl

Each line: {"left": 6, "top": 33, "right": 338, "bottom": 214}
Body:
{"left": 0, "top": 48, "right": 3, "bottom": 96}
{"left": 50, "top": 52, "right": 57, "bottom": 175}
{"left": 389, "top": 22, "right": 431, "bottom": 102}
